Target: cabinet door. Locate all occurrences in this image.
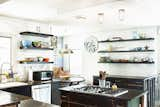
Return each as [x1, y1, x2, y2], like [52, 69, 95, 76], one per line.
[52, 82, 60, 105]
[32, 85, 40, 101]
[2, 85, 31, 97]
[32, 84, 51, 104]
[39, 84, 51, 104]
[61, 101, 69, 107]
[69, 103, 85, 107]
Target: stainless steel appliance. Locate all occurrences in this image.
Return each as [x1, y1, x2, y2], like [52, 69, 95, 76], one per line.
[32, 83, 51, 104]
[33, 71, 52, 81]
[72, 85, 128, 97]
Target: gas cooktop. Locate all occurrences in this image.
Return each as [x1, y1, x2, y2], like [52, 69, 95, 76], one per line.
[72, 85, 128, 97]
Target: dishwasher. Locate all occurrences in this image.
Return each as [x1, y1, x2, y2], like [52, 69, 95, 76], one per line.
[32, 83, 51, 104]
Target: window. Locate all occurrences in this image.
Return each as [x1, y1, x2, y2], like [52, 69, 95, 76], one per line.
[0, 36, 11, 66]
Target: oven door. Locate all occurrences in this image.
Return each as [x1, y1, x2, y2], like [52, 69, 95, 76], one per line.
[32, 83, 51, 104]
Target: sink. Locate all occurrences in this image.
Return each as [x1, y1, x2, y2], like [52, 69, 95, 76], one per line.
[0, 82, 28, 89]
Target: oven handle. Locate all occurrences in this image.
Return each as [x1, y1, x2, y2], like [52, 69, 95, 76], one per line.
[33, 86, 50, 90]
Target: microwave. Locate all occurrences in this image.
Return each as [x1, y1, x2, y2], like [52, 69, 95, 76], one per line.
[33, 71, 53, 81]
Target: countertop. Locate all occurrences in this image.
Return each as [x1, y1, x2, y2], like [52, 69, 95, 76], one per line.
[60, 84, 147, 101]
[19, 99, 60, 107]
[115, 89, 147, 101]
[94, 75, 156, 80]
[0, 90, 31, 106]
[0, 76, 85, 89]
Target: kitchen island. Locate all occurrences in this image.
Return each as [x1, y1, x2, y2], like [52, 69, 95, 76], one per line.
[0, 89, 60, 107]
[60, 85, 147, 107]
[19, 99, 60, 107]
[0, 90, 31, 107]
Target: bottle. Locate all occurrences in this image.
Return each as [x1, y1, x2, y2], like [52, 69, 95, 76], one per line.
[112, 83, 118, 90]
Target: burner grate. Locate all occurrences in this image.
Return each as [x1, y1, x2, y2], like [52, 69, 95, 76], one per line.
[73, 85, 128, 97]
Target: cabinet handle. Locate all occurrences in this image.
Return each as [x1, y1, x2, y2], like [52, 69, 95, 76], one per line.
[128, 84, 142, 87]
[33, 86, 50, 90]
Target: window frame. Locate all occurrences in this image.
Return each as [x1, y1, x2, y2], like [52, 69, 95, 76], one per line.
[0, 36, 12, 66]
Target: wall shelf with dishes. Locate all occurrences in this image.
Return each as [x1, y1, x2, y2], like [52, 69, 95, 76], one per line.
[19, 31, 57, 49]
[18, 31, 57, 66]
[18, 57, 53, 64]
[97, 35, 155, 65]
[98, 56, 154, 64]
[19, 39, 55, 50]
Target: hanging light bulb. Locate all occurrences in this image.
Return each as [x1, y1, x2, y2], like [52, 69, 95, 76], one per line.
[98, 13, 104, 24]
[118, 9, 125, 21]
[59, 44, 73, 55]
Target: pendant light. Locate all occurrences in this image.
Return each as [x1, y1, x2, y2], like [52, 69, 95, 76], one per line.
[98, 13, 104, 24]
[59, 44, 73, 72]
[118, 9, 125, 21]
[59, 44, 73, 55]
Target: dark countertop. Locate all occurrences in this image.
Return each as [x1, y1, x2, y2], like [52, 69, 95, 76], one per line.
[0, 90, 31, 106]
[60, 84, 147, 101]
[115, 89, 147, 101]
[0, 76, 85, 89]
[28, 80, 52, 86]
[19, 99, 59, 107]
[94, 75, 156, 80]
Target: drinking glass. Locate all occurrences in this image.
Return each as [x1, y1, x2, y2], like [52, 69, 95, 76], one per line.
[99, 79, 106, 87]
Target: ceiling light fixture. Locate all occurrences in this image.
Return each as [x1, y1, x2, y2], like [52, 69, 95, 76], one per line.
[118, 9, 125, 21]
[75, 16, 87, 20]
[98, 13, 104, 24]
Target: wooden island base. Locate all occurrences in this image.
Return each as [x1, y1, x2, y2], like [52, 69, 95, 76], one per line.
[60, 87, 147, 107]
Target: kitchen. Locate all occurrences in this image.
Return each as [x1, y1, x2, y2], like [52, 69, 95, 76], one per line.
[0, 0, 159, 107]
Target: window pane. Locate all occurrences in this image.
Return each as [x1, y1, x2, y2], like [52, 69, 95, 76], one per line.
[0, 37, 11, 65]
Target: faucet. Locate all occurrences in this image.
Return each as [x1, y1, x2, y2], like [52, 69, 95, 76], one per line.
[0, 62, 8, 75]
[0, 62, 9, 82]
[0, 63, 16, 82]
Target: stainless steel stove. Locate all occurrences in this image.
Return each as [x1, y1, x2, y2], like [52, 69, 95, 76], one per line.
[72, 85, 128, 97]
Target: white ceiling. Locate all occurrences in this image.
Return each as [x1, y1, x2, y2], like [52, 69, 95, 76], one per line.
[0, 0, 160, 33]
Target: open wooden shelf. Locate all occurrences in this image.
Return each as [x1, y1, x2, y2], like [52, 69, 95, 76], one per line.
[98, 38, 154, 43]
[20, 31, 54, 37]
[98, 62, 155, 64]
[98, 50, 155, 53]
[20, 47, 54, 50]
[19, 61, 54, 64]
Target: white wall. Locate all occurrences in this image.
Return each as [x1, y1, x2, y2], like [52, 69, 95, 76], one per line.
[0, 16, 55, 81]
[64, 26, 158, 82]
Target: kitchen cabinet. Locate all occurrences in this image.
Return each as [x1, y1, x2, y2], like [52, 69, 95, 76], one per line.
[51, 81, 71, 105]
[1, 85, 32, 97]
[26, 23, 51, 34]
[60, 90, 130, 107]
[32, 83, 51, 104]
[60, 86, 147, 107]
